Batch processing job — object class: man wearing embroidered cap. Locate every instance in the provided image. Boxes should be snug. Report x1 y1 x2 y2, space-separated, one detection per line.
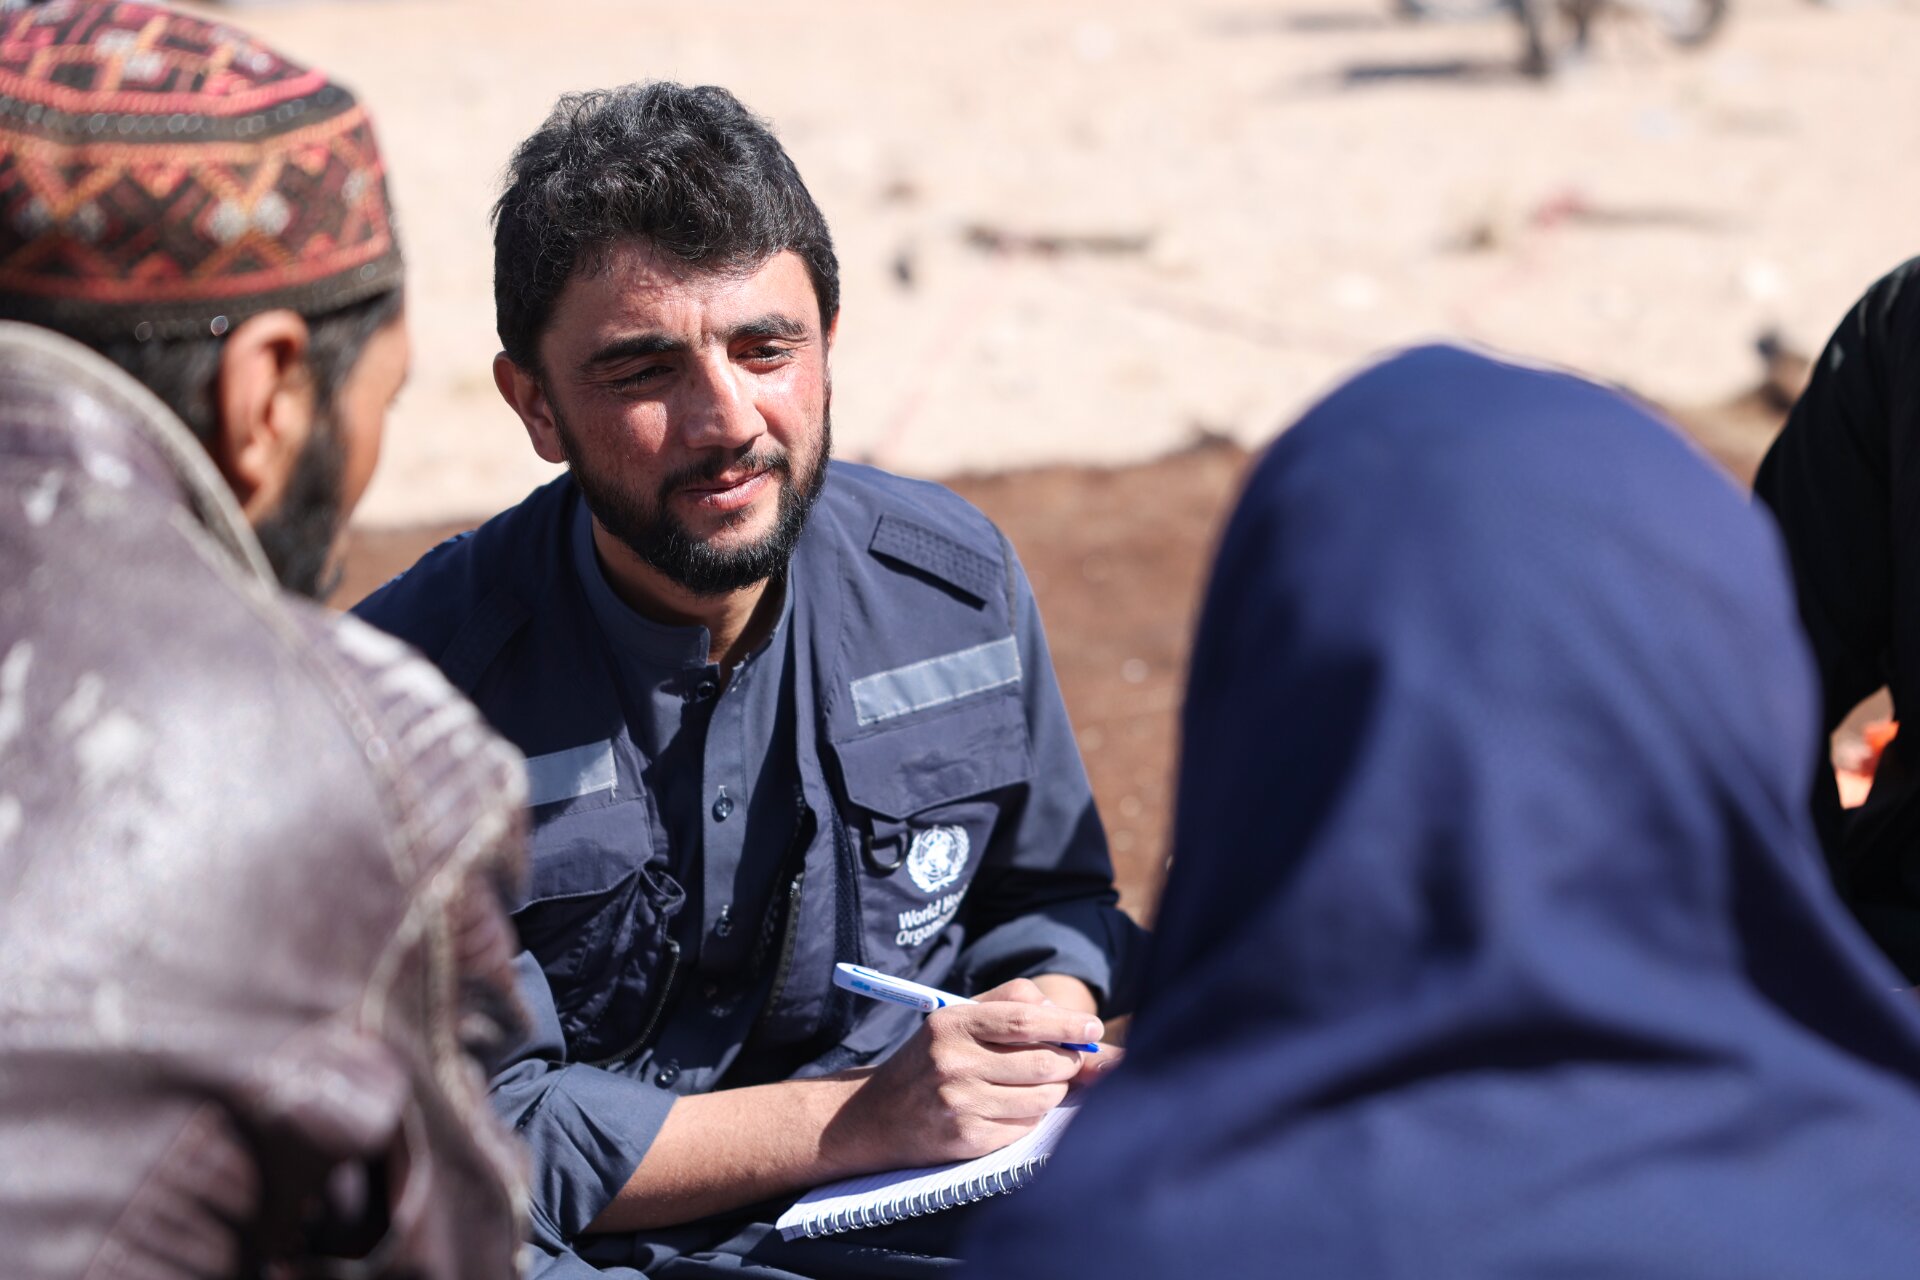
355 81 1144 1277
0 0 407 597
0 6 530 1277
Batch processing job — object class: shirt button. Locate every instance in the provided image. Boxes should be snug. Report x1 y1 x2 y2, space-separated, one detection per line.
654 1060 680 1088
694 676 719 701
713 904 734 938
712 788 735 822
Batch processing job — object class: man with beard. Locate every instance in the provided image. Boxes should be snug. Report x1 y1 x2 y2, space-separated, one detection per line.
355 82 1143 1278
0 18 404 601
0 6 530 1276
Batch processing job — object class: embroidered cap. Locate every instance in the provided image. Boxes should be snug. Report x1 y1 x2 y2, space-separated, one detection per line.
0 0 402 343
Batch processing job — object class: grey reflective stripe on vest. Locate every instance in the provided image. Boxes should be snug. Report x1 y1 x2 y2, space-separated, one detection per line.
525 740 617 806
850 635 1022 726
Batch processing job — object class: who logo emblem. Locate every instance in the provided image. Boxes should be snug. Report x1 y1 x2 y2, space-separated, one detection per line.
906 825 970 894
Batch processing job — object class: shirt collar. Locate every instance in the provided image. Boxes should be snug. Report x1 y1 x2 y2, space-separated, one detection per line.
572 497 711 668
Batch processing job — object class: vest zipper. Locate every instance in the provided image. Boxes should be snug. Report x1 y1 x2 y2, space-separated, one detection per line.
759 870 807 1017
741 791 816 1048
591 936 681 1069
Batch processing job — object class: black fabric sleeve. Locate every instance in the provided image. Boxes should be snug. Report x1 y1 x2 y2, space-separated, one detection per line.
1753 261 1918 860
1754 264 1911 730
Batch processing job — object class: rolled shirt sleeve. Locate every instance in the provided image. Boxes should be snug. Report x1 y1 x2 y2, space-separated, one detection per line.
952 551 1147 1013
492 952 674 1249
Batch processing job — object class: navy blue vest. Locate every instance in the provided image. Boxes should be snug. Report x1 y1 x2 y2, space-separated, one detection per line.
356 461 1045 1075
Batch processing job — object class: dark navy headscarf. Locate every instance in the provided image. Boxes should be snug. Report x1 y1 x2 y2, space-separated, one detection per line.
965 345 1920 1279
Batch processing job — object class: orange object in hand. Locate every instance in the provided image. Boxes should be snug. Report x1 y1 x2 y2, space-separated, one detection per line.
1839 721 1899 810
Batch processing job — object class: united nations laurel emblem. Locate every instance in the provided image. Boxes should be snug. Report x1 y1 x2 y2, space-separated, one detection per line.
906 824 970 894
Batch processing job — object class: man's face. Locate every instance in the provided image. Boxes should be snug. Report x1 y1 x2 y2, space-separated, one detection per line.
523 243 833 596
255 313 410 598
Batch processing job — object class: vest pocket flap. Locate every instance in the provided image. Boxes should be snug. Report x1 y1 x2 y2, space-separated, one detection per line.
515 797 684 1060
833 694 1031 820
518 798 658 908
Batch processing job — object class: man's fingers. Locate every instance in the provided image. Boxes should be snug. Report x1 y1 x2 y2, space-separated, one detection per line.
977 1042 1083 1086
971 977 1050 1006
1073 1043 1122 1085
947 1000 1103 1049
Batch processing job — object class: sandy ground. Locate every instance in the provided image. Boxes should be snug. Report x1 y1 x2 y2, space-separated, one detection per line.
194 0 1920 527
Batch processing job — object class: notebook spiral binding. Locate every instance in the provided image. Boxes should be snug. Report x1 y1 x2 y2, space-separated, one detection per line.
797 1156 1049 1239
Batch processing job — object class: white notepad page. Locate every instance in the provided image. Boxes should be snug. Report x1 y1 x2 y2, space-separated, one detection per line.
775 1099 1081 1240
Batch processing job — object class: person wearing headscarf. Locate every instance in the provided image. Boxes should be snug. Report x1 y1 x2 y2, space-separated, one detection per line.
964 345 1920 1278
1753 259 1920 982
0 6 530 1275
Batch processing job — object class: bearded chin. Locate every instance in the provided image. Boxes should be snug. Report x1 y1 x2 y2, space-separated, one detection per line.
562 408 833 598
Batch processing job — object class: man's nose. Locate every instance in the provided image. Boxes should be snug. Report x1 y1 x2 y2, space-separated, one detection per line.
677 351 764 451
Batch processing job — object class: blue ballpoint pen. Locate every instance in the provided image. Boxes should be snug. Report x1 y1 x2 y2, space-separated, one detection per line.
832 962 1102 1053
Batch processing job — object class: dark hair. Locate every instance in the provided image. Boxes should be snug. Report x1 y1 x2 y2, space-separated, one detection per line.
92 288 405 451
491 81 839 371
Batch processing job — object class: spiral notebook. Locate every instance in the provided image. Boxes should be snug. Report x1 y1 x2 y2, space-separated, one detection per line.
775 1099 1081 1240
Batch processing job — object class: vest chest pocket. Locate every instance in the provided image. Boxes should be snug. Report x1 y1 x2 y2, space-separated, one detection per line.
831 692 1032 972
516 793 684 1062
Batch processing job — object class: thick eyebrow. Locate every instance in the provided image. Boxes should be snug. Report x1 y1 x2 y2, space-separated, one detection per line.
578 314 810 376
729 313 811 343
580 332 685 375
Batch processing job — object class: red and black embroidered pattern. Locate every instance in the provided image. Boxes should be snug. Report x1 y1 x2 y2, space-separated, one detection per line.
0 1 402 341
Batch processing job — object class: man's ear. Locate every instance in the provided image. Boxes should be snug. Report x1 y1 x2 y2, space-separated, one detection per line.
214 310 315 520
493 352 567 465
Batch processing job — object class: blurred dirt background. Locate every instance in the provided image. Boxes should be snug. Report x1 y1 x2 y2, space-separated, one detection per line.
277 0 1920 918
